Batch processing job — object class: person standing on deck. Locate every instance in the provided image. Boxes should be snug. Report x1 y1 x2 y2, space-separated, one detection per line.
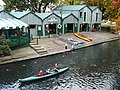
65 43 68 50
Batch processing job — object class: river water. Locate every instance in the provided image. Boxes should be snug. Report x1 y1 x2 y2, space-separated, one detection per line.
0 40 120 90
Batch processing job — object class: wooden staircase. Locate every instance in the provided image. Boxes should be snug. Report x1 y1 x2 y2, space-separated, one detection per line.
30 41 48 55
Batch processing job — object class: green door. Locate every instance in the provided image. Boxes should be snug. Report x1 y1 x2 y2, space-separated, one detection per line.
37 25 43 36
79 24 82 32
57 24 62 35
74 24 78 33
64 24 67 34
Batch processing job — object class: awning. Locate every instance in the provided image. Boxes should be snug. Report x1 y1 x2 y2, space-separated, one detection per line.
0 18 29 29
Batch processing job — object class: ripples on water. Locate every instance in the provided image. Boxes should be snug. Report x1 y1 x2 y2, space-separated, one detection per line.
0 40 120 90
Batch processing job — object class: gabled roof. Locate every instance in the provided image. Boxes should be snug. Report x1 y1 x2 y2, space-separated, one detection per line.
10 11 31 19
0 9 5 13
35 13 52 20
89 6 98 11
57 13 78 20
61 13 71 19
63 13 79 20
53 5 86 11
57 13 69 18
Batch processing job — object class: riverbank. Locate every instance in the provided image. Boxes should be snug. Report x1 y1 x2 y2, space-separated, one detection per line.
0 31 119 65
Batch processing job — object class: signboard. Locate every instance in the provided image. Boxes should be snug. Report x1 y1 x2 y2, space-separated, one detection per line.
48 17 58 23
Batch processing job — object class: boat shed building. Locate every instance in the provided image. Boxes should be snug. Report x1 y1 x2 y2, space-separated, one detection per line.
60 13 79 34
53 5 102 32
89 6 102 31
53 5 92 32
35 13 61 36
10 11 42 37
0 5 102 38
35 13 79 36
0 18 30 48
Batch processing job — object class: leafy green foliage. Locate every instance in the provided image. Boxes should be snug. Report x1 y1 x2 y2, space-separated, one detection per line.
3 0 58 12
61 0 80 5
0 35 11 57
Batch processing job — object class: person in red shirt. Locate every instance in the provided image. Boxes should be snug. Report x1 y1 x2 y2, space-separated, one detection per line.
38 70 44 76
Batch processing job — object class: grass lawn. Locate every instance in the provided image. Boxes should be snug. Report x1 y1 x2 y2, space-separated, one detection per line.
101 22 116 27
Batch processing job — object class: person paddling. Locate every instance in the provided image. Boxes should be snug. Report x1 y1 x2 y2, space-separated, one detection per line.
38 70 44 76
45 68 51 74
53 63 59 72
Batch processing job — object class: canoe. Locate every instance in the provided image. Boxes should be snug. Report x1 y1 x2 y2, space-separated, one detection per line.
74 33 92 42
67 38 84 45
19 67 69 83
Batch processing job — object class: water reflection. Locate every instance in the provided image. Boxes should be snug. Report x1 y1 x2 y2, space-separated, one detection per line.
0 40 120 90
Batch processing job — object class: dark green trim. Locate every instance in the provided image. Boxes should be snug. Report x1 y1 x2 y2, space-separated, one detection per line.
42 12 61 22
78 6 89 12
88 6 98 11
57 23 62 35
16 11 32 19
74 24 78 32
85 6 93 12
63 13 79 21
11 11 43 21
84 12 86 22
17 27 21 45
27 26 31 42
33 13 43 21
42 13 53 21
37 25 43 36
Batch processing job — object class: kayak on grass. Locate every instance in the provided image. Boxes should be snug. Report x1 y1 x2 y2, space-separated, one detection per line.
74 33 92 42
19 67 69 83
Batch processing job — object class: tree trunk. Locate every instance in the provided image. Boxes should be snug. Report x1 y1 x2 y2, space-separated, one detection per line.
43 3 49 13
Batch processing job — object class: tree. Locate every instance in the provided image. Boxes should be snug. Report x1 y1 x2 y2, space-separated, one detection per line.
106 0 120 31
83 0 120 31
0 35 11 57
83 0 112 18
110 0 120 31
3 0 58 12
61 0 80 5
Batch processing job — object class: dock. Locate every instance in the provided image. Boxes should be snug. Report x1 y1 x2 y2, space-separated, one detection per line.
0 31 119 65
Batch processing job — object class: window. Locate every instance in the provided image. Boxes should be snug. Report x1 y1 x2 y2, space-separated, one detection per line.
38 26 41 31
80 12 82 18
30 25 36 29
84 12 86 21
96 13 98 22
8 29 19 37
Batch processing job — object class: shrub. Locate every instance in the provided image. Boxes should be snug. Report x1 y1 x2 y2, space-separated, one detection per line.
0 36 11 57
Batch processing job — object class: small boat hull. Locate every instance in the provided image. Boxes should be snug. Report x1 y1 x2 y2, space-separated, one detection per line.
74 33 92 42
19 67 69 83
